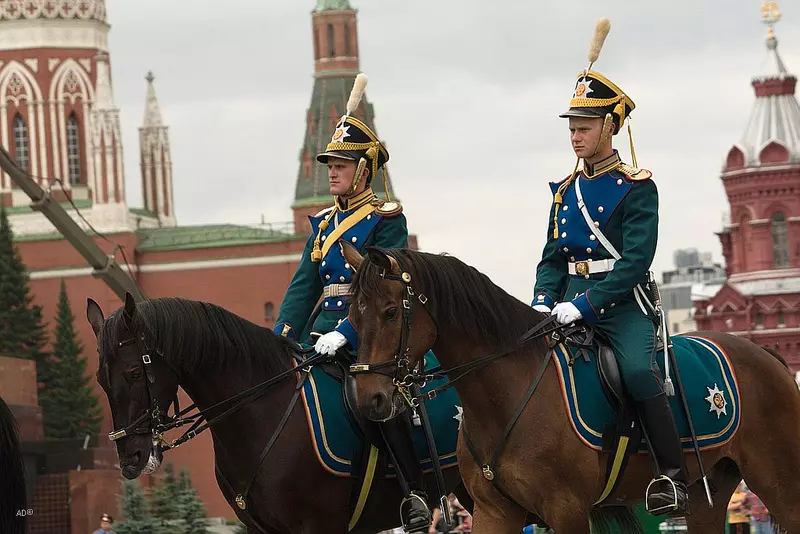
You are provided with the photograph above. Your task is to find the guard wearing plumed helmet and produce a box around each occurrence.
[531,18,689,515]
[272,73,432,532]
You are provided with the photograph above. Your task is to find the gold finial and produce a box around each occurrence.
[761,1,781,39]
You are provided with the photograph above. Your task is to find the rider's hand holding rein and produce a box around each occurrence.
[315,331,348,356]
[552,302,583,324]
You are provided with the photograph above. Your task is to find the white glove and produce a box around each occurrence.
[551,302,583,325]
[532,304,551,314]
[314,331,348,355]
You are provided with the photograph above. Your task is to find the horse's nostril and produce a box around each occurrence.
[371,392,387,413]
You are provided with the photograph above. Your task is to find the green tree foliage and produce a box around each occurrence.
[114,479,159,534]
[39,280,102,438]
[0,207,49,369]
[117,464,209,534]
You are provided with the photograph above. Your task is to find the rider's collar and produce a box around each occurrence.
[336,187,375,212]
[582,150,621,179]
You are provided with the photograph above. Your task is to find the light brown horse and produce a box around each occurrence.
[342,244,800,534]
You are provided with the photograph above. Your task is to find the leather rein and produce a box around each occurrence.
[348,268,575,403]
[107,332,323,451]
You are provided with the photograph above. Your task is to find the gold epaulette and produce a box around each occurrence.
[371,198,403,217]
[314,206,336,217]
[618,164,652,181]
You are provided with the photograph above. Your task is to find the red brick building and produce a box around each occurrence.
[0,0,406,528]
[694,15,800,375]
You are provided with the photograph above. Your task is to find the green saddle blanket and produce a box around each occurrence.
[299,351,461,477]
[552,334,741,451]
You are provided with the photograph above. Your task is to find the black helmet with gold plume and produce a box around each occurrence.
[316,73,390,197]
[551,18,640,239]
[559,18,635,137]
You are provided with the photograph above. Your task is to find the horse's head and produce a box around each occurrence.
[343,243,437,422]
[86,293,179,479]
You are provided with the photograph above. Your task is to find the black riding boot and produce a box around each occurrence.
[380,414,432,533]
[637,392,689,516]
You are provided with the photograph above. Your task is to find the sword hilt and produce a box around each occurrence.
[647,271,663,309]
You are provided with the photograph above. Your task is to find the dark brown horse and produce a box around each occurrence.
[85,294,468,534]
[1,395,26,534]
[342,244,800,534]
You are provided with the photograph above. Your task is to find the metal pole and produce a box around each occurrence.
[0,146,144,302]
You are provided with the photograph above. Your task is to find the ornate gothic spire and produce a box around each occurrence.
[90,52,126,210]
[143,71,164,128]
[139,72,175,227]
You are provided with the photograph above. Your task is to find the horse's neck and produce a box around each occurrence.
[178,359,291,467]
[432,329,548,431]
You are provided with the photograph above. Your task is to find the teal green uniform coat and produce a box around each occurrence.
[532,151,664,400]
[273,192,408,350]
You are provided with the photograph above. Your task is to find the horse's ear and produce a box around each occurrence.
[341,241,364,272]
[123,292,136,325]
[86,298,105,338]
[365,246,392,271]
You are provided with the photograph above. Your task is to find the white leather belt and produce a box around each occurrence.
[568,258,616,276]
[323,283,352,298]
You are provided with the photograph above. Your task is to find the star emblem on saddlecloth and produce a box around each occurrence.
[454,405,463,424]
[705,383,728,419]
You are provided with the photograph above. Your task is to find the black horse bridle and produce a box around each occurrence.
[107,326,323,452]
[348,267,569,405]
[348,270,429,405]
[107,332,181,447]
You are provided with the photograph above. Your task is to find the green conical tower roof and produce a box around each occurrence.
[315,0,352,11]
[293,75,395,210]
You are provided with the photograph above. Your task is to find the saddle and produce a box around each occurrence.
[562,326,644,504]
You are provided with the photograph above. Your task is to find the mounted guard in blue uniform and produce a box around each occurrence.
[272,74,433,533]
[531,19,689,516]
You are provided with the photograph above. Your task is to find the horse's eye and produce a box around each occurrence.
[384,307,398,321]
[130,368,143,380]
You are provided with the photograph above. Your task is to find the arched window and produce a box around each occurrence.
[264,302,275,323]
[66,113,81,185]
[313,27,320,59]
[344,23,350,55]
[771,212,789,268]
[327,24,335,57]
[778,310,785,327]
[13,114,29,171]
[755,312,764,329]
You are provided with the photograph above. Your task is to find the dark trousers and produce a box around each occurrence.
[593,309,661,400]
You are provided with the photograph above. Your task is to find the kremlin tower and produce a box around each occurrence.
[0,0,175,234]
[695,2,800,372]
[292,0,396,235]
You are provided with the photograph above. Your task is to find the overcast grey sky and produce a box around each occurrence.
[107,0,799,302]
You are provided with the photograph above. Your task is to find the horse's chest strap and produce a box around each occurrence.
[462,352,551,502]
[220,371,309,533]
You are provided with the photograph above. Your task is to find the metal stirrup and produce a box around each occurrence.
[645,475,680,514]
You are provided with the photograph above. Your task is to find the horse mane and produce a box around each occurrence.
[102,297,295,377]
[352,248,542,347]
